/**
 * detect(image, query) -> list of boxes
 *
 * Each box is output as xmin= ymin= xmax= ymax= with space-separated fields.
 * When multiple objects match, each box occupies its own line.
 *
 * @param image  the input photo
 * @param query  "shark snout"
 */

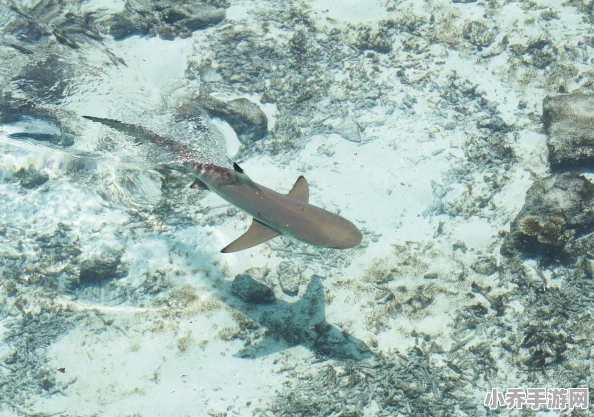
xmin=331 ymin=222 xmax=363 ymax=249
xmin=306 ymin=217 xmax=362 ymax=249
xmin=346 ymin=226 xmax=363 ymax=248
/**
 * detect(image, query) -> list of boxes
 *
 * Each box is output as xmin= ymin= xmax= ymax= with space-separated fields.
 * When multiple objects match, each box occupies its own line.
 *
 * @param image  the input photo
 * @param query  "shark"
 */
xmin=82 ymin=116 xmax=371 ymax=359
xmin=82 ymin=116 xmax=363 ymax=253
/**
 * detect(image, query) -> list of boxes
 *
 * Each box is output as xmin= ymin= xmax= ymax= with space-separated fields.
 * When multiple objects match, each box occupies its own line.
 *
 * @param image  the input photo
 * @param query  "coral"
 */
xmin=462 ymin=21 xmax=496 ymax=48
xmin=519 ymin=215 xmax=575 ymax=248
xmin=520 ymin=325 xmax=569 ymax=368
xmin=520 ymin=215 xmax=541 ymax=236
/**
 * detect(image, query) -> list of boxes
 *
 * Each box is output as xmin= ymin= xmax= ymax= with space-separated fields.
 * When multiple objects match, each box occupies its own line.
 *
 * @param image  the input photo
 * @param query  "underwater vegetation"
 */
xmin=108 ymin=0 xmax=227 ymax=41
xmin=6 ymin=0 xmax=106 ymax=49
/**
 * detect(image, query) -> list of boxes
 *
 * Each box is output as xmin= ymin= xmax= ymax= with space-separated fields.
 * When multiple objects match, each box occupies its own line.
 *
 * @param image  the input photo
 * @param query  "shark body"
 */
xmin=191 ymin=162 xmax=362 ymax=252
xmin=83 ymin=116 xmax=363 ymax=253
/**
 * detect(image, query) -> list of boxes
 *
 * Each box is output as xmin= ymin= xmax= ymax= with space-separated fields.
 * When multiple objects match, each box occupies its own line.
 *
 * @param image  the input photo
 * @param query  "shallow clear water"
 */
xmin=1 ymin=1 xmax=593 ymax=416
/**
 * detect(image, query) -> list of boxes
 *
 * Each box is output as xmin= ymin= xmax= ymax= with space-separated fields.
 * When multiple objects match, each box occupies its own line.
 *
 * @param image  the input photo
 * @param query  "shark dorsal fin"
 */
xmin=287 ymin=176 xmax=309 ymax=202
xmin=233 ymin=162 xmax=244 ymax=173
xmin=221 ymin=219 xmax=281 ymax=253
xmin=233 ymin=163 xmax=261 ymax=192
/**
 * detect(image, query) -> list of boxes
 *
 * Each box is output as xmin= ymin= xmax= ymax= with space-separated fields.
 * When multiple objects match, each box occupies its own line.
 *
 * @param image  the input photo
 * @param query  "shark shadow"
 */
xmin=222 ymin=274 xmax=373 ymax=361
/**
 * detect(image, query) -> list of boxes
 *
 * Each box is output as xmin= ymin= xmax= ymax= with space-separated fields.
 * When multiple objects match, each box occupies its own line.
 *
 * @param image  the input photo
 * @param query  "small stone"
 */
xmin=277 ymin=262 xmax=300 ymax=296
xmin=79 ymin=250 xmax=127 ymax=285
xmin=16 ymin=168 xmax=48 ymax=189
xmin=232 ymin=268 xmax=275 ymax=304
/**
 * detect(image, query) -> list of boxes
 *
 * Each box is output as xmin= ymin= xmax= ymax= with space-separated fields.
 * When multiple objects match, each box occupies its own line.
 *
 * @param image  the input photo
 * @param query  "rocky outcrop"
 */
xmin=201 ymin=95 xmax=268 ymax=145
xmin=501 ymin=174 xmax=594 ymax=257
xmin=544 ymin=94 xmax=594 ymax=171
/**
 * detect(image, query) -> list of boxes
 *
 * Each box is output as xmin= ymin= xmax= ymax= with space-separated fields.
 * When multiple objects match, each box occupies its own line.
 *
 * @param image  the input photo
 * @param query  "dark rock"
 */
xmin=519 ymin=324 xmax=569 ymax=368
xmin=524 ymin=41 xmax=556 ymax=69
xmin=355 ymin=26 xmax=393 ymax=54
xmin=470 ymin=256 xmax=498 ymax=275
xmin=109 ymin=2 xmax=225 ymax=41
xmin=501 ymin=174 xmax=594 ymax=257
xmin=565 ymin=233 xmax=594 ymax=262
xmin=201 ymin=96 xmax=268 ymax=145
xmin=182 ymin=5 xmax=226 ymax=31
xmin=508 ymin=40 xmax=556 ymax=69
xmin=110 ymin=15 xmax=150 ymax=40
xmin=162 ymin=7 xmax=190 ymax=24
xmin=476 ymin=115 xmax=512 ymax=133
xmin=232 ymin=268 xmax=275 ymax=304
xmin=462 ymin=21 xmax=496 ymax=48
xmin=543 ymin=94 xmax=594 ymax=170
xmin=13 ymin=55 xmax=70 ymax=103
xmin=79 ymin=250 xmax=127 ymax=285
xmin=35 ymin=223 xmax=82 ymax=263
xmin=16 ymin=167 xmax=49 ymax=189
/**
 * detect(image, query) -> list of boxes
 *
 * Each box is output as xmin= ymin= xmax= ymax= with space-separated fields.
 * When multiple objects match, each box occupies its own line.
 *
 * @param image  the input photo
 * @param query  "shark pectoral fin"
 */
xmin=190 ymin=178 xmax=209 ymax=190
xmin=220 ymin=219 xmax=281 ymax=253
xmin=287 ymin=176 xmax=309 ymax=202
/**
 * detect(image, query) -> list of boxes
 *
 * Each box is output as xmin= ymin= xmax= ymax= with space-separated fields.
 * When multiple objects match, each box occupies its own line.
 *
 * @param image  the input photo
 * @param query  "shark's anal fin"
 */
xmin=287 ymin=176 xmax=309 ymax=202
xmin=190 ymin=178 xmax=209 ymax=190
xmin=221 ymin=219 xmax=280 ymax=253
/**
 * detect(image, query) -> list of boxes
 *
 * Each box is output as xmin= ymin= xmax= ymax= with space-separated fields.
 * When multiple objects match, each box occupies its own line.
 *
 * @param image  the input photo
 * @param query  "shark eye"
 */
xmin=358 ymin=344 xmax=365 ymax=351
